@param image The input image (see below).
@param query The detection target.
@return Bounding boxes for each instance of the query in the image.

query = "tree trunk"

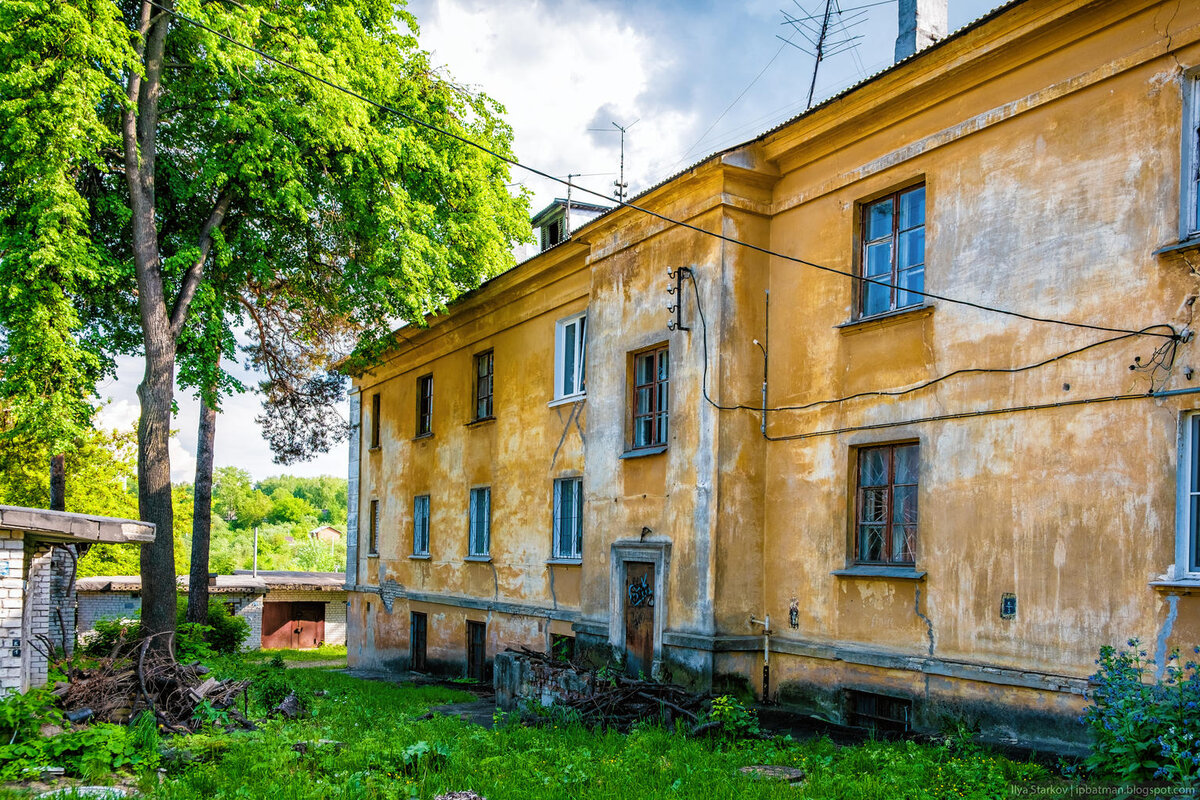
[187,393,217,624]
[137,339,178,640]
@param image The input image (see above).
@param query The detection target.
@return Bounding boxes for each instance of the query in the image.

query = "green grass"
[241,645,348,666]
[145,669,1047,800]
[0,668,1054,799]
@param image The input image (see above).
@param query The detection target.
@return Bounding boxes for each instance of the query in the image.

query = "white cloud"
[416,0,697,210]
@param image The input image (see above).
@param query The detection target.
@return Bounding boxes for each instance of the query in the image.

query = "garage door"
[261,601,326,649]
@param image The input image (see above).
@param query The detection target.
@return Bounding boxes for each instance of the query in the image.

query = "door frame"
[608,539,671,674]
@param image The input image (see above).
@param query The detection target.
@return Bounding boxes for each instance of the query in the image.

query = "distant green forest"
[0,424,348,577]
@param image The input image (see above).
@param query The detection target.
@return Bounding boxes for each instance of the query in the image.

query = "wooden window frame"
[554,313,587,400]
[552,477,583,560]
[370,393,381,449]
[1176,413,1200,579]
[368,498,379,556]
[854,443,918,566]
[413,494,430,556]
[631,345,669,450]
[474,350,494,420]
[1183,70,1200,240]
[856,184,926,319]
[468,486,491,557]
[415,374,433,437]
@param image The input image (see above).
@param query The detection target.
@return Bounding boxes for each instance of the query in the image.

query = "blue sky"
[99,0,1006,483]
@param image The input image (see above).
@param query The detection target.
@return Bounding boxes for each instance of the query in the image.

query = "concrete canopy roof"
[77,570,346,594]
[0,506,155,545]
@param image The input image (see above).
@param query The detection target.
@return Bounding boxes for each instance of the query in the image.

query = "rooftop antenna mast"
[589,119,639,203]
[779,0,868,110]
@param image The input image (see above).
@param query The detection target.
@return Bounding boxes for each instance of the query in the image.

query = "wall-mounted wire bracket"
[666,267,692,331]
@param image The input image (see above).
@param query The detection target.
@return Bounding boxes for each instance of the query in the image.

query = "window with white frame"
[468,487,491,557]
[553,477,583,560]
[1175,413,1200,580]
[1183,71,1200,241]
[555,313,587,400]
[413,495,430,556]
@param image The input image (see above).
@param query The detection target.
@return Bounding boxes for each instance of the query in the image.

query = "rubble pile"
[54,634,251,732]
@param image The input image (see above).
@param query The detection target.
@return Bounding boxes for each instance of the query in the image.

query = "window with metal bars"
[552,477,583,560]
[855,443,918,565]
[468,487,491,557]
[416,374,433,436]
[474,351,494,420]
[858,184,925,319]
[632,346,669,449]
[845,690,911,733]
[413,495,430,556]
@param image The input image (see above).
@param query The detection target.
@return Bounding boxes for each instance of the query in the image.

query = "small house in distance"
[308,526,343,545]
[0,506,155,692]
[77,570,347,650]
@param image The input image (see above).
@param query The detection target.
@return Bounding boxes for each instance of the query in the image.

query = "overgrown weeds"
[1081,639,1200,786]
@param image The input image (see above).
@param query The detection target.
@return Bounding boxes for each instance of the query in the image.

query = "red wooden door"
[293,602,325,649]
[623,561,655,677]
[260,602,293,649]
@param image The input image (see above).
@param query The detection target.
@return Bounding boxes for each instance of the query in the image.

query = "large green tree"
[0,0,529,640]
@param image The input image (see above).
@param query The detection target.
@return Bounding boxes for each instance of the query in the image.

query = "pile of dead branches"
[54,633,252,733]
[509,646,708,731]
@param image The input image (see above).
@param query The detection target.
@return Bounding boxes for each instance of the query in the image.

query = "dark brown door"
[623,561,656,677]
[466,620,486,681]
[410,612,427,672]
[260,602,325,649]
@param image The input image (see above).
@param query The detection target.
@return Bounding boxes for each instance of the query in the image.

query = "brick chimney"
[895,0,948,61]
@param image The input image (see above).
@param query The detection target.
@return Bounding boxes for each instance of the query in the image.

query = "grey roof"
[77,570,346,594]
[0,506,155,545]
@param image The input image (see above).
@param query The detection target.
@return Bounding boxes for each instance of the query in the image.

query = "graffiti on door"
[628,573,654,607]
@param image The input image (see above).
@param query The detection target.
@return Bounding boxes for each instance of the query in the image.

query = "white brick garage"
[0,506,155,692]
[78,571,347,650]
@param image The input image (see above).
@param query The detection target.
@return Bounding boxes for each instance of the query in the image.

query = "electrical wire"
[683,269,1180,425]
[143,0,1178,343]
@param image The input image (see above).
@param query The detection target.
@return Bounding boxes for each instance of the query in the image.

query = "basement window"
[845,690,911,733]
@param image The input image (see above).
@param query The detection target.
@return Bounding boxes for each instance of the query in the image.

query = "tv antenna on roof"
[588,119,639,203]
[780,0,868,110]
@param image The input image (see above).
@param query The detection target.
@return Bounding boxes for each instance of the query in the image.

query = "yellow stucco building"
[344,0,1200,748]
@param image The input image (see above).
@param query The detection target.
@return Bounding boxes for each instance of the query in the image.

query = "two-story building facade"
[344,0,1200,748]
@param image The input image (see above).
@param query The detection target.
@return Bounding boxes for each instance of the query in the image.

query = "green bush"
[175,596,250,656]
[1082,639,1200,785]
[82,616,139,657]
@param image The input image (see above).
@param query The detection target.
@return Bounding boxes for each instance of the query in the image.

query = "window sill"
[548,394,586,408]
[412,432,434,441]
[366,553,380,559]
[1150,578,1200,595]
[832,565,926,581]
[836,304,932,335]
[620,445,667,459]
[464,555,492,563]
[465,416,496,428]
[546,558,582,566]
[1153,236,1200,257]
[409,554,431,561]
[368,445,382,453]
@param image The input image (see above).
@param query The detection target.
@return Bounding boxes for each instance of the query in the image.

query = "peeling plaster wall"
[347,0,1200,747]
